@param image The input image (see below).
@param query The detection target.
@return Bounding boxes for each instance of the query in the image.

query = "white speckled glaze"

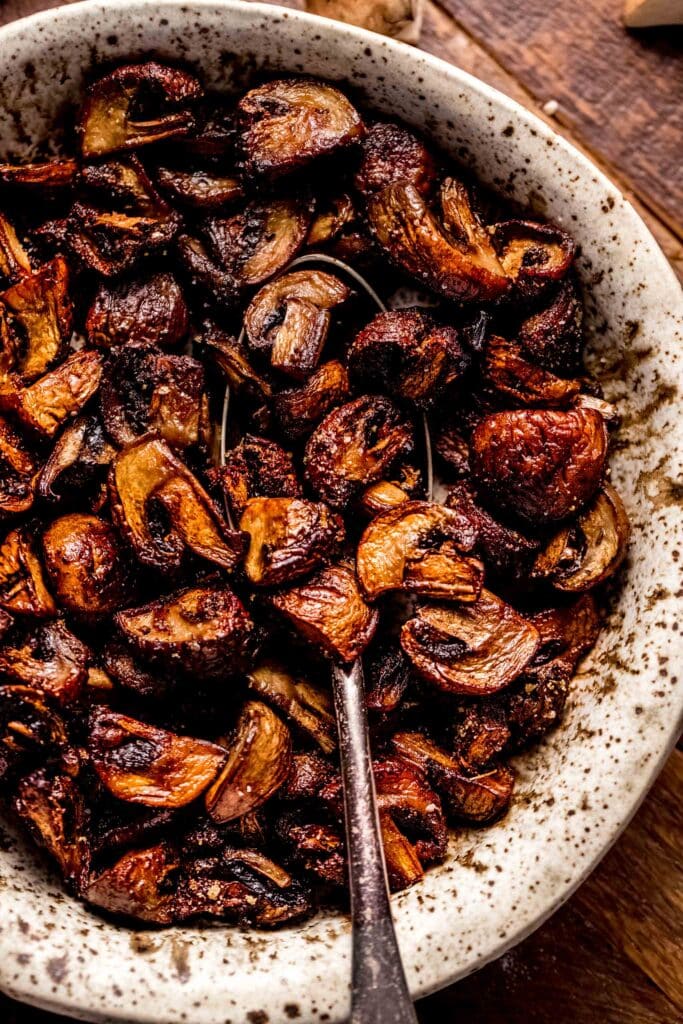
[0,2,681,1022]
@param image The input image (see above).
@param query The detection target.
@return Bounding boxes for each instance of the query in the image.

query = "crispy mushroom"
[445,481,540,579]
[452,702,511,770]
[0,257,73,381]
[237,78,364,180]
[471,408,609,526]
[0,159,78,190]
[367,178,509,303]
[0,619,90,705]
[482,335,581,407]
[273,360,350,441]
[84,842,178,923]
[355,121,437,198]
[244,270,350,380]
[356,501,482,602]
[364,641,413,717]
[14,768,90,889]
[269,561,379,663]
[102,639,170,702]
[0,416,37,518]
[42,514,133,619]
[80,156,163,213]
[401,589,540,695]
[248,661,336,754]
[491,220,575,300]
[80,62,203,158]
[88,707,226,809]
[0,350,104,439]
[116,586,257,680]
[304,395,414,510]
[65,202,181,278]
[37,414,115,503]
[240,497,345,587]
[0,526,56,618]
[213,435,301,523]
[109,437,244,572]
[518,279,584,375]
[524,593,601,687]
[0,212,31,286]
[203,325,273,413]
[156,166,243,210]
[0,685,67,780]
[86,272,189,349]
[205,700,292,822]
[274,813,345,888]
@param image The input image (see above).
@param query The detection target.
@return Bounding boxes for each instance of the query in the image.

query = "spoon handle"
[331,660,419,1024]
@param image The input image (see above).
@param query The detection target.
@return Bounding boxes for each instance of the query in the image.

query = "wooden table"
[0,2,681,1022]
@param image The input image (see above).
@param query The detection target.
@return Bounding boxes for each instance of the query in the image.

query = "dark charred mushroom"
[86,272,189,349]
[491,220,575,300]
[102,639,170,702]
[0,159,78,190]
[518,279,584,375]
[355,121,437,198]
[84,842,178,923]
[42,514,132,619]
[304,395,414,510]
[0,257,73,381]
[0,525,56,617]
[176,234,240,310]
[116,585,257,680]
[237,78,364,180]
[364,641,413,717]
[307,192,357,248]
[0,619,89,705]
[524,593,601,688]
[452,702,511,770]
[401,590,539,695]
[156,166,243,210]
[205,700,292,822]
[471,408,609,525]
[273,360,350,441]
[80,156,163,214]
[213,435,301,523]
[0,685,67,780]
[0,416,37,518]
[356,501,482,602]
[240,497,345,587]
[109,436,243,572]
[14,768,90,889]
[482,335,581,407]
[65,202,181,278]
[0,349,104,439]
[80,62,203,158]
[37,414,115,503]
[203,325,273,414]
[445,481,540,579]
[248,661,336,754]
[269,561,379,663]
[274,813,345,888]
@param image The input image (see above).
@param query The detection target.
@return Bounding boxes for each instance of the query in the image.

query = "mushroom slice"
[519,593,600,707]
[237,78,364,179]
[445,481,540,579]
[518,279,584,375]
[471,408,609,525]
[368,179,509,303]
[391,731,515,823]
[401,590,540,695]
[116,586,257,680]
[0,526,56,617]
[0,212,31,285]
[274,360,349,441]
[274,814,345,888]
[0,159,78,190]
[491,219,575,300]
[86,272,189,350]
[364,641,413,717]
[0,619,89,705]
[203,324,273,413]
[240,497,345,587]
[0,416,36,518]
[14,768,90,889]
[359,480,410,520]
[534,484,630,592]
[307,192,357,248]
[248,661,336,754]
[65,202,181,278]
[1,350,103,440]
[176,234,241,311]
[0,685,67,780]
[88,708,226,809]
[355,121,437,198]
[37,414,115,503]
[84,842,178,924]
[374,756,448,868]
[304,396,414,510]
[101,347,209,450]
[102,639,169,701]
[213,435,301,523]
[0,257,73,380]
[482,335,581,407]
[270,561,379,663]
[453,703,511,770]
[80,62,203,158]
[80,156,163,214]
[109,437,243,572]
[203,197,314,288]
[244,270,350,380]
[205,700,292,822]
[348,309,469,410]
[42,514,133,619]
[156,166,243,209]
[356,501,482,602]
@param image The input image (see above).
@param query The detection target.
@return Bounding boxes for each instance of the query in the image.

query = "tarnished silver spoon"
[221,252,429,1024]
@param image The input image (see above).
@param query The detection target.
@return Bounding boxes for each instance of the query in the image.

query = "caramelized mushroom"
[356,501,482,602]
[80,156,164,214]
[109,437,243,572]
[244,270,350,380]
[0,159,78,190]
[482,335,581,407]
[237,78,364,179]
[518,279,584,375]
[453,702,511,770]
[0,684,67,779]
[304,396,414,509]
[14,768,90,888]
[270,561,379,663]
[0,257,73,380]
[274,814,345,888]
[524,593,600,687]
[307,192,357,248]
[492,220,575,300]
[116,586,257,680]
[355,121,437,198]
[364,641,413,717]
[86,272,189,349]
[0,619,89,705]
[84,842,178,923]
[214,435,301,523]
[176,234,240,310]
[358,480,410,520]
[102,639,169,702]
[156,166,243,209]
[42,514,132,619]
[401,590,539,695]
[205,700,292,822]
[445,481,540,579]
[240,497,345,587]
[80,62,203,158]
[0,416,37,518]
[203,325,273,412]
[0,212,31,286]
[65,202,180,278]
[368,179,509,303]
[273,360,350,441]
[89,707,226,809]
[0,526,56,617]
[37,414,115,503]
[248,661,336,754]
[0,350,103,439]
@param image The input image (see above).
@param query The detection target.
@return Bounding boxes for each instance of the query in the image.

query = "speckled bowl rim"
[0,3,681,1023]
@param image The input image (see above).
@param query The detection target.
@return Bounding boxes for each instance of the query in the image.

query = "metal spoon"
[221,252,427,1024]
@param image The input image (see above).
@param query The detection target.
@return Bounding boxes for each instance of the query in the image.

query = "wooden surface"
[0,2,681,1022]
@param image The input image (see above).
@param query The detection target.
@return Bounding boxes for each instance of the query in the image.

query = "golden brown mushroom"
[0,159,79,190]
[84,842,178,923]
[156,166,243,210]
[0,350,103,440]
[0,619,90,705]
[248,661,336,754]
[491,219,575,300]
[0,257,73,381]
[14,768,90,889]
[0,526,56,618]
[0,211,31,286]
[213,435,301,524]
[482,335,581,407]
[240,497,345,587]
[358,480,410,520]
[86,272,189,349]
[42,514,133,619]
[273,360,350,441]
[0,416,36,519]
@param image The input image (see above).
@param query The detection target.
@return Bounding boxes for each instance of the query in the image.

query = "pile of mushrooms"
[0,63,628,927]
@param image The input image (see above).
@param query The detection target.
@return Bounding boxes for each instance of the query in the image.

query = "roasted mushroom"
[364,641,413,717]
[0,349,104,439]
[116,585,257,680]
[37,413,116,503]
[240,497,345,587]
[307,192,357,248]
[0,619,89,705]
[0,257,73,381]
[244,270,350,380]
[270,561,379,663]
[518,279,584,375]
[355,121,437,198]
[0,212,31,286]
[273,360,350,441]
[205,700,292,822]
[84,842,178,923]
[0,159,78,190]
[356,501,482,602]
[401,590,540,695]
[452,702,511,770]
[358,480,410,519]
[482,335,581,407]
[0,684,67,780]
[80,156,163,214]
[65,202,180,278]
[109,436,244,572]
[80,62,203,158]
[214,435,301,523]
[445,481,540,579]
[14,767,90,888]
[491,220,575,300]
[42,514,132,619]
[237,78,364,180]
[0,525,56,618]
[304,395,414,509]
[102,639,170,702]
[471,408,609,525]
[0,416,37,518]
[248,661,336,754]
[176,233,240,310]
[156,166,243,210]
[86,272,189,349]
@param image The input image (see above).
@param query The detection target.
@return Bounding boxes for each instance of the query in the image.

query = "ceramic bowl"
[0,2,681,1022]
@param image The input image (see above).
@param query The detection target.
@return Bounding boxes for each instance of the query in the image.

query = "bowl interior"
[0,4,681,1024]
